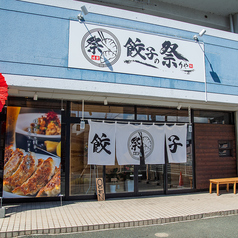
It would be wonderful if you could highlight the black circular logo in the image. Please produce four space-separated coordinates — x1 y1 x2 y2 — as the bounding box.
127 130 154 161
81 28 121 67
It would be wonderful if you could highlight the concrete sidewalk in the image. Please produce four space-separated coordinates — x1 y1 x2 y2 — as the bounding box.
1 192 238 237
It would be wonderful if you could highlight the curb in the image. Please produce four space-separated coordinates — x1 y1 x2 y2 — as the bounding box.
0 209 238 237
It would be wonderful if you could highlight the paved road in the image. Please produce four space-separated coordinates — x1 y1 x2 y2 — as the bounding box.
19 214 238 238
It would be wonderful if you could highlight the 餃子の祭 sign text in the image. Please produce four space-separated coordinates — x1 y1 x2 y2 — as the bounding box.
68 21 205 82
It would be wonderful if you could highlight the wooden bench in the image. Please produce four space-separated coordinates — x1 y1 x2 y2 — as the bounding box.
209 177 238 196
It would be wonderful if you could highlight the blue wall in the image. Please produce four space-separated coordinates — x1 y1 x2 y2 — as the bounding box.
0 0 238 96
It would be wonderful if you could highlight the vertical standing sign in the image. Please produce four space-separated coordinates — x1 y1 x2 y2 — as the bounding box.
96 178 105 201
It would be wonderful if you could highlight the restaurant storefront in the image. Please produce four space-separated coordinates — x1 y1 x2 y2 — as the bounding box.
0 0 237 202
0 97 235 201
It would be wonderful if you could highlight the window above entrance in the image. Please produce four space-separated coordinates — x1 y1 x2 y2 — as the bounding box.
71 103 135 120
194 110 233 124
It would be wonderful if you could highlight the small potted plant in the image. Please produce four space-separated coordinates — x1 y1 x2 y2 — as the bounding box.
119 166 134 192
106 168 120 193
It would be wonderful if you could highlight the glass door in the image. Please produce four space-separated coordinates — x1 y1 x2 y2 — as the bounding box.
69 123 103 196
167 163 193 190
166 129 193 191
138 164 164 192
105 164 134 193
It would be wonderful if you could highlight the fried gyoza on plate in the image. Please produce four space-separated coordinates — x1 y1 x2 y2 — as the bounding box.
4 146 14 164
36 169 60 197
3 152 38 192
4 148 25 179
12 157 55 196
37 158 44 168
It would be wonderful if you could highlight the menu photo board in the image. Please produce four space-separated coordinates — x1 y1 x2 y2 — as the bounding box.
3 107 61 198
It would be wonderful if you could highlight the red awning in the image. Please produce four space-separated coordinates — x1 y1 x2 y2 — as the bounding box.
0 73 8 112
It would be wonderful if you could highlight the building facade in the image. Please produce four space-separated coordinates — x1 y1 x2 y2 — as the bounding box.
0 0 238 201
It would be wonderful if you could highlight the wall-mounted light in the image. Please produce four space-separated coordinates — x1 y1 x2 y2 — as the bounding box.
61 98 64 111
104 97 108 105
193 29 206 41
193 29 208 102
33 92 38 101
199 29 206 37
177 103 182 110
77 5 88 22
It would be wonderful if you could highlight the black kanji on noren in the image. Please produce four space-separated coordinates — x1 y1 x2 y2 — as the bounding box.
91 133 111 155
168 135 183 153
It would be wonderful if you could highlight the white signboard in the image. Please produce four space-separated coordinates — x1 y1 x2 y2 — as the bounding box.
68 21 205 82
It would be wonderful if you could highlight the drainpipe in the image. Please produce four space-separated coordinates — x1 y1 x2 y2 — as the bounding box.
230 14 234 32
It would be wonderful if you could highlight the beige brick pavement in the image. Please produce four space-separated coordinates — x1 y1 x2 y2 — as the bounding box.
1 192 238 237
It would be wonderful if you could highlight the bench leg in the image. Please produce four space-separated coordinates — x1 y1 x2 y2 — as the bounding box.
227 183 229 192
217 183 219 196
234 182 236 194
209 182 212 194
